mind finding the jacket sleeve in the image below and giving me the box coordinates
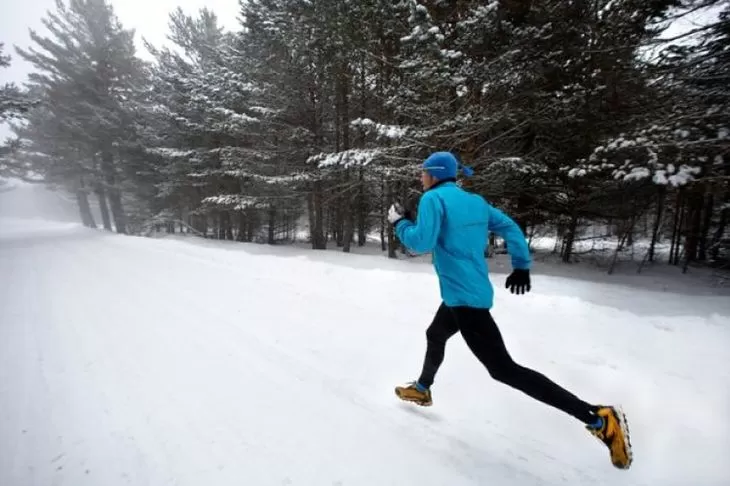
[487,204,531,270]
[395,192,443,254]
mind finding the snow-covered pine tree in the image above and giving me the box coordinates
[237,0,343,249]
[568,1,730,267]
[0,42,35,183]
[300,0,417,253]
[0,43,32,125]
[142,8,271,239]
[523,0,676,262]
[13,0,145,234]
[10,89,104,227]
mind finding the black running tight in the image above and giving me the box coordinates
[418,303,597,424]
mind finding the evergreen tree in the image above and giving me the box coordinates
[0,43,32,124]
[0,42,34,180]
[13,0,145,233]
[569,0,730,267]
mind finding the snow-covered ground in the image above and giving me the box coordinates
[1,217,729,486]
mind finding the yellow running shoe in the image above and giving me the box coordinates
[395,382,432,406]
[587,405,633,469]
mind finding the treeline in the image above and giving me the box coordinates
[0,0,728,268]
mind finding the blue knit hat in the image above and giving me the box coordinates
[422,152,474,180]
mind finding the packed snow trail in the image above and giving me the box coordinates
[1,220,729,486]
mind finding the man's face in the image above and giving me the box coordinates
[421,171,437,190]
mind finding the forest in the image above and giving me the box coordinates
[1,0,728,271]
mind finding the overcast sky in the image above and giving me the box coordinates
[0,0,241,140]
[0,0,721,142]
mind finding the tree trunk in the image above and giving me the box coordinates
[100,151,127,234]
[342,206,353,253]
[357,167,367,246]
[283,211,290,241]
[562,213,579,263]
[710,204,728,261]
[246,208,256,242]
[673,193,687,265]
[75,179,96,229]
[310,180,326,249]
[698,191,714,261]
[669,208,677,264]
[683,188,704,269]
[648,187,665,262]
[342,180,353,253]
[339,62,353,253]
[267,205,276,245]
[201,215,209,238]
[94,184,112,231]
[333,199,344,247]
[357,60,368,248]
[218,211,233,241]
[380,177,387,251]
[237,212,246,241]
[387,181,397,258]
[626,225,634,247]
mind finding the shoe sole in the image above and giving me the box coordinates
[612,405,633,469]
[395,388,432,407]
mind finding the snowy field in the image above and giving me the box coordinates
[1,215,729,486]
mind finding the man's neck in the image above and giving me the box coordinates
[428,178,456,191]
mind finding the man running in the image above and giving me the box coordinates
[387,151,632,470]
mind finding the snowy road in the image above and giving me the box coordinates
[1,220,729,486]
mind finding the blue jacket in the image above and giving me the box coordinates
[395,181,531,309]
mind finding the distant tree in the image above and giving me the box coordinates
[0,42,33,123]
[12,0,146,233]
[0,42,34,180]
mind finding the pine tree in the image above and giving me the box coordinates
[569,1,730,267]
[13,0,145,233]
[0,43,33,124]
[0,42,34,179]
[143,7,276,240]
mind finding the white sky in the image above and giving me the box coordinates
[0,0,241,140]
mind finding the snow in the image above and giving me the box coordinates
[212,107,258,124]
[667,165,702,186]
[201,195,264,210]
[568,167,587,178]
[441,49,463,59]
[599,0,617,18]
[250,106,280,116]
[0,217,83,242]
[652,170,668,185]
[624,167,651,182]
[674,129,690,139]
[351,118,408,139]
[307,148,382,168]
[1,217,729,486]
[146,147,196,158]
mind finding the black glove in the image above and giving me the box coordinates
[505,269,531,295]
